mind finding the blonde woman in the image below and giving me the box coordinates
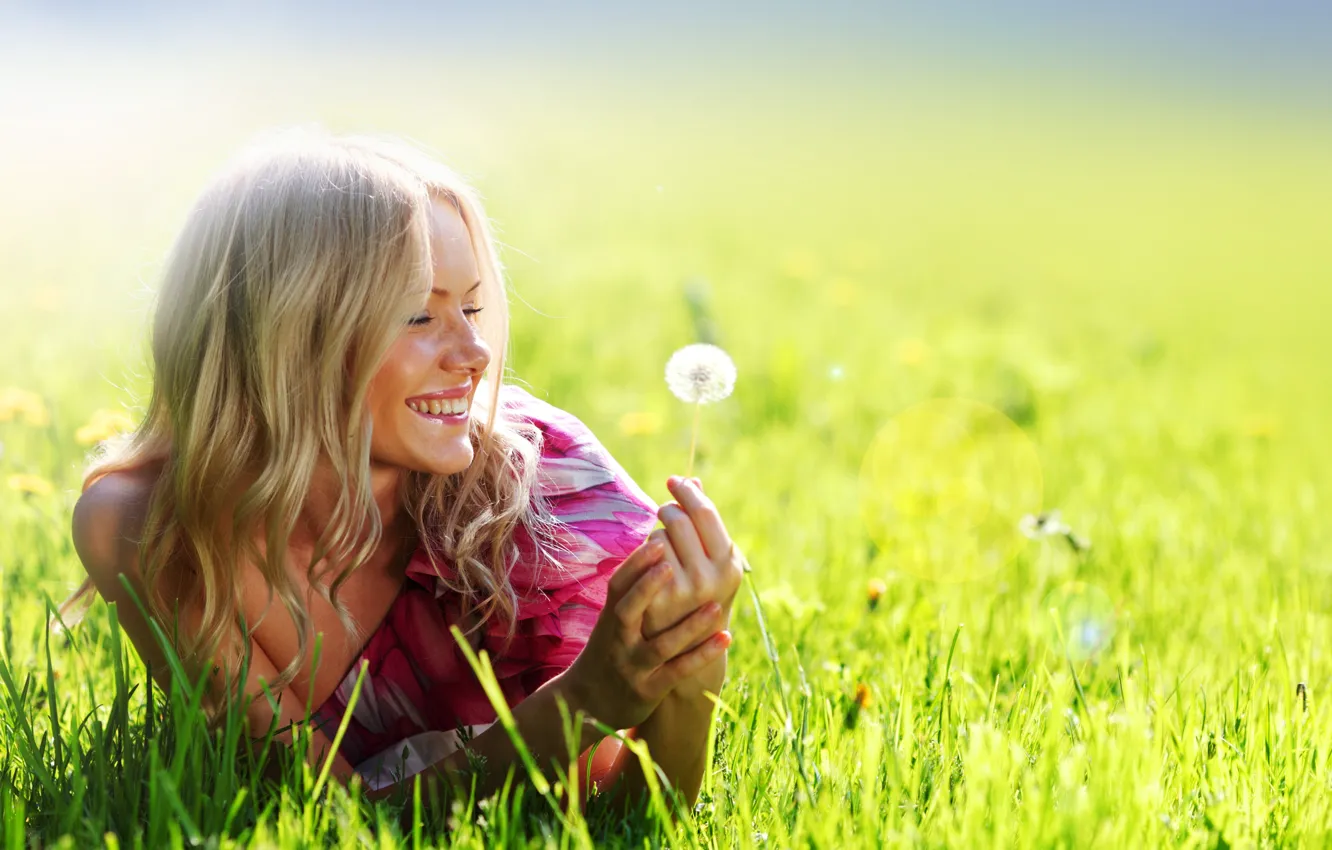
[59,128,745,812]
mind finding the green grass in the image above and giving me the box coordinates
[2,44,1332,847]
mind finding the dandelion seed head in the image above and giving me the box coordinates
[665,343,736,404]
[1019,510,1072,540]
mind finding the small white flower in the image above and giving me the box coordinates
[665,343,736,405]
[1019,510,1071,539]
[1020,510,1091,552]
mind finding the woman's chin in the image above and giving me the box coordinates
[418,449,474,478]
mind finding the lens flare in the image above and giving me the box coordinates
[1041,581,1117,662]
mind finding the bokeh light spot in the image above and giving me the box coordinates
[1041,582,1117,662]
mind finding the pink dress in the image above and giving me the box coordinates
[309,385,660,792]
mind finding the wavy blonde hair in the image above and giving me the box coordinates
[55,127,567,721]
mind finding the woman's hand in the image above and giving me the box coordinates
[641,476,747,642]
[562,536,733,731]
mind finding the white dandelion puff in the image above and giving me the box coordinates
[1019,510,1071,540]
[1019,509,1091,552]
[666,343,736,404]
[665,343,737,477]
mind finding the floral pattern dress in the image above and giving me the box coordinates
[309,385,660,792]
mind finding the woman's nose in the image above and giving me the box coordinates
[440,323,491,376]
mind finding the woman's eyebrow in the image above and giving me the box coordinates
[431,280,482,296]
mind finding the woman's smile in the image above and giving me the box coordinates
[406,385,472,424]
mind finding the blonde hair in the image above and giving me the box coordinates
[55,127,565,722]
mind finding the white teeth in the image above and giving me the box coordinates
[409,397,468,415]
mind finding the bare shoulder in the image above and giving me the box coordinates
[70,462,164,584]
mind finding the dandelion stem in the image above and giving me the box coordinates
[686,398,701,478]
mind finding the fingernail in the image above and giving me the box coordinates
[714,630,733,649]
[690,477,702,491]
[667,475,681,488]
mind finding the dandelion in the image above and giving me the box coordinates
[618,410,662,437]
[1019,509,1090,552]
[854,682,872,709]
[829,277,859,307]
[8,473,54,497]
[0,387,50,427]
[866,577,887,611]
[75,408,138,446]
[781,249,819,280]
[1240,413,1280,439]
[665,343,736,477]
[845,681,873,729]
[895,338,931,366]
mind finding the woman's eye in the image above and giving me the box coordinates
[407,307,482,327]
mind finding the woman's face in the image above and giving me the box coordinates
[366,196,492,476]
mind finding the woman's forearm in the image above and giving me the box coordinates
[363,667,602,805]
[595,655,726,812]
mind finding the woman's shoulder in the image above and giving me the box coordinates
[495,384,597,454]
[71,461,166,583]
[496,383,656,506]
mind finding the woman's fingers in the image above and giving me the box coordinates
[666,476,731,562]
[636,601,724,668]
[612,559,673,631]
[658,501,711,580]
[606,537,666,606]
[644,629,732,697]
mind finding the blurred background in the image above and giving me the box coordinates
[2,0,1331,609]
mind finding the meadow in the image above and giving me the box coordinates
[2,43,1332,847]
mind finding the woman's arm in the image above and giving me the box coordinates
[359,667,606,804]
[363,538,730,810]
[71,473,365,781]
[589,669,725,813]
[72,472,729,817]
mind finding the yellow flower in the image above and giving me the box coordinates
[846,241,876,273]
[845,681,874,729]
[75,408,138,446]
[8,474,54,496]
[854,682,873,709]
[618,410,662,437]
[829,277,860,307]
[895,338,931,366]
[1240,414,1280,439]
[866,577,887,610]
[0,387,50,427]
[781,249,819,280]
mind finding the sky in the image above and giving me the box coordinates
[3,1,1330,110]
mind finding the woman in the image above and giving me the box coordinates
[58,127,745,811]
